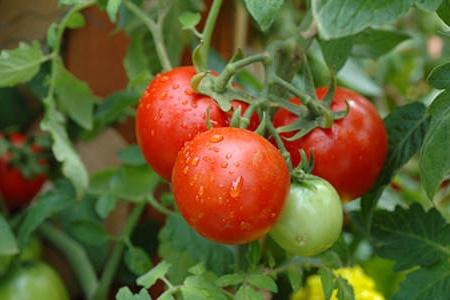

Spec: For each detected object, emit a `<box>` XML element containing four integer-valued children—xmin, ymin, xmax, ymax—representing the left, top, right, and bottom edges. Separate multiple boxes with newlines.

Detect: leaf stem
<box><xmin>266</xmin><ymin>118</ymin><xmax>293</xmax><ymax>171</ymax></box>
<box><xmin>123</xmin><ymin>0</ymin><xmax>172</xmax><ymax>71</ymax></box>
<box><xmin>147</xmin><ymin>194</ymin><xmax>175</xmax><ymax>216</ymax></box>
<box><xmin>39</xmin><ymin>222</ymin><xmax>98</xmax><ymax>299</ymax></box>
<box><xmin>92</xmin><ymin>202</ymin><xmax>146</xmax><ymax>300</ymax></box>
<box><xmin>199</xmin><ymin>0</ymin><xmax>223</xmax><ymax>69</ymax></box>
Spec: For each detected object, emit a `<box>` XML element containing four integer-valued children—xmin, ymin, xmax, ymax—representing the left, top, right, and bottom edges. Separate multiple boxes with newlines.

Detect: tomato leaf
<box><xmin>41</xmin><ymin>99</ymin><xmax>89</xmax><ymax>195</ymax></box>
<box><xmin>179</xmin><ymin>11</ymin><xmax>201</xmax><ymax>30</ymax></box>
<box><xmin>235</xmin><ymin>285</ymin><xmax>264</xmax><ymax>300</ymax></box>
<box><xmin>116</xmin><ymin>287</ymin><xmax>151</xmax><ymax>300</ymax></box>
<box><xmin>312</xmin><ymin>0</ymin><xmax>429</xmax><ymax>39</ymax></box>
<box><xmin>70</xmin><ymin>220</ymin><xmax>109</xmax><ymax>246</ymax></box>
<box><xmin>107</xmin><ymin>0</ymin><xmax>122</xmax><ymax>22</ymax></box>
<box><xmin>420</xmin><ymin>91</ymin><xmax>450</xmax><ymax>199</ymax></box>
<box><xmin>392</xmin><ymin>261</ymin><xmax>450</xmax><ymax>300</ymax></box>
<box><xmin>181</xmin><ymin>275</ymin><xmax>228</xmax><ymax>300</ymax></box>
<box><xmin>124</xmin><ymin>31</ymin><xmax>152</xmax><ymax>93</ymax></box>
<box><xmin>287</xmin><ymin>265</ymin><xmax>303</xmax><ymax>292</ymax></box>
<box><xmin>244</xmin><ymin>0</ymin><xmax>285</xmax><ymax>32</ymax></box>
<box><xmin>158</xmin><ymin>214</ymin><xmax>234</xmax><ymax>283</ymax></box>
<box><xmin>361</xmin><ymin>102</ymin><xmax>430</xmax><ymax>229</ymax></box>
<box><xmin>437</xmin><ymin>0</ymin><xmax>450</xmax><ymax>26</ymax></box>
<box><xmin>247</xmin><ymin>274</ymin><xmax>278</xmax><ymax>293</ymax></box>
<box><xmin>319</xmin><ymin>36</ymin><xmax>354</xmax><ymax>71</ymax></box>
<box><xmin>117</xmin><ymin>145</ymin><xmax>147</xmax><ymax>166</ymax></box>
<box><xmin>54</xmin><ymin>63</ymin><xmax>98</xmax><ymax>130</ymax></box>
<box><xmin>66</xmin><ymin>11</ymin><xmax>86</xmax><ymax>29</ymax></box>
<box><xmin>428</xmin><ymin>63</ymin><xmax>450</xmax><ymax>90</ymax></box>
<box><xmin>371</xmin><ymin>204</ymin><xmax>450</xmax><ymax>271</ymax></box>
<box><xmin>335</xmin><ymin>276</ymin><xmax>355</xmax><ymax>300</ymax></box>
<box><xmin>125</xmin><ymin>247</ymin><xmax>153</xmax><ymax>276</ymax></box>
<box><xmin>137</xmin><ymin>261</ymin><xmax>171</xmax><ymax>289</ymax></box>
<box><xmin>18</xmin><ymin>180</ymin><xmax>75</xmax><ymax>246</ymax></box>
<box><xmin>215</xmin><ymin>273</ymin><xmax>246</xmax><ymax>287</ymax></box>
<box><xmin>319</xmin><ymin>267</ymin><xmax>335</xmax><ymax>300</ymax></box>
<box><xmin>95</xmin><ymin>194</ymin><xmax>117</xmax><ymax>219</ymax></box>
<box><xmin>0</xmin><ymin>215</ymin><xmax>18</xmax><ymax>256</ymax></box>
<box><xmin>352</xmin><ymin>29</ymin><xmax>410</xmax><ymax>59</ymax></box>
<box><xmin>0</xmin><ymin>41</ymin><xmax>46</xmax><ymax>87</ymax></box>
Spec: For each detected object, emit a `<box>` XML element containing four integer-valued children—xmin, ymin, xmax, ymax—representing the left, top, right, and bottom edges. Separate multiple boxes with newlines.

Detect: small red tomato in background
<box><xmin>0</xmin><ymin>133</ymin><xmax>47</xmax><ymax>211</ymax></box>
<box><xmin>136</xmin><ymin>66</ymin><xmax>229</xmax><ymax>180</ymax></box>
<box><xmin>172</xmin><ymin>127</ymin><xmax>290</xmax><ymax>244</ymax></box>
<box><xmin>272</xmin><ymin>87</ymin><xmax>387</xmax><ymax>201</ymax></box>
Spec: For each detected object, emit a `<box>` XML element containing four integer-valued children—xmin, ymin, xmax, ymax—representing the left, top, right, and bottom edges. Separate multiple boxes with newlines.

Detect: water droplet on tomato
<box><xmin>220</xmin><ymin>162</ymin><xmax>228</xmax><ymax>168</ymax></box>
<box><xmin>229</xmin><ymin>176</ymin><xmax>243</xmax><ymax>198</ymax></box>
<box><xmin>183</xmin><ymin>166</ymin><xmax>189</xmax><ymax>174</ymax></box>
<box><xmin>150</xmin><ymin>129</ymin><xmax>155</xmax><ymax>136</ymax></box>
<box><xmin>191</xmin><ymin>102</ymin><xmax>198</xmax><ymax>108</ymax></box>
<box><xmin>271</xmin><ymin>212</ymin><xmax>276</xmax><ymax>219</ymax></box>
<box><xmin>185</xmin><ymin>89</ymin><xmax>193</xmax><ymax>95</ymax></box>
<box><xmin>181</xmin><ymin>99</ymin><xmax>188</xmax><ymax>105</ymax></box>
<box><xmin>209</xmin><ymin>134</ymin><xmax>223</xmax><ymax>143</ymax></box>
<box><xmin>161</xmin><ymin>75</ymin><xmax>169</xmax><ymax>82</ymax></box>
<box><xmin>161</xmin><ymin>92</ymin><xmax>168</xmax><ymax>99</ymax></box>
<box><xmin>172</xmin><ymin>83</ymin><xmax>179</xmax><ymax>89</ymax></box>
<box><xmin>198</xmin><ymin>186</ymin><xmax>204</xmax><ymax>196</ymax></box>
<box><xmin>191</xmin><ymin>157</ymin><xmax>199</xmax><ymax>166</ymax></box>
<box><xmin>234</xmin><ymin>162</ymin><xmax>240</xmax><ymax>167</ymax></box>
<box><xmin>145</xmin><ymin>104</ymin><xmax>151</xmax><ymax>109</ymax></box>
<box><xmin>225</xmin><ymin>153</ymin><xmax>232</xmax><ymax>159</ymax></box>
<box><xmin>240</xmin><ymin>221</ymin><xmax>250</xmax><ymax>231</ymax></box>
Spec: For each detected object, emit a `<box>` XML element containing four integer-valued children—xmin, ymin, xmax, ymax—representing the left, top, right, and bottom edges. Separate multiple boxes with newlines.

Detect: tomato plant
<box><xmin>270</xmin><ymin>176</ymin><xmax>343</xmax><ymax>256</ymax></box>
<box><xmin>273</xmin><ymin>87</ymin><xmax>388</xmax><ymax>201</ymax></box>
<box><xmin>172</xmin><ymin>127</ymin><xmax>290</xmax><ymax>244</ymax></box>
<box><xmin>1</xmin><ymin>0</ymin><xmax>450</xmax><ymax>300</ymax></box>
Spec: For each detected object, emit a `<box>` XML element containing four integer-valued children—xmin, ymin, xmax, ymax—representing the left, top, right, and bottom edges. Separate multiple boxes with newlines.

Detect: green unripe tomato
<box><xmin>269</xmin><ymin>176</ymin><xmax>343</xmax><ymax>256</ymax></box>
<box><xmin>0</xmin><ymin>262</ymin><xmax>69</xmax><ymax>300</ymax></box>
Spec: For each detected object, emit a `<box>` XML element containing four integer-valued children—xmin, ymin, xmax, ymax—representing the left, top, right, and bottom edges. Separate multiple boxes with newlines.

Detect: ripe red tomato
<box><xmin>272</xmin><ymin>87</ymin><xmax>387</xmax><ymax>201</ymax></box>
<box><xmin>172</xmin><ymin>127</ymin><xmax>290</xmax><ymax>244</ymax></box>
<box><xmin>0</xmin><ymin>133</ymin><xmax>47</xmax><ymax>211</ymax></box>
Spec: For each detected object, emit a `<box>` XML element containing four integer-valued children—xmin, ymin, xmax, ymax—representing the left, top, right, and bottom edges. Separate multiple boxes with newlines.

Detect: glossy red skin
<box><xmin>172</xmin><ymin>127</ymin><xmax>290</xmax><ymax>244</ymax></box>
<box><xmin>0</xmin><ymin>133</ymin><xmax>47</xmax><ymax>211</ymax></box>
<box><xmin>272</xmin><ymin>87</ymin><xmax>387</xmax><ymax>201</ymax></box>
<box><xmin>136</xmin><ymin>66</ymin><xmax>229</xmax><ymax>180</ymax></box>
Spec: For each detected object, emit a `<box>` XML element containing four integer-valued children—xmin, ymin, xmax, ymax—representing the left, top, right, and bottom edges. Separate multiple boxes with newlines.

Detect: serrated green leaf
<box><xmin>18</xmin><ymin>180</ymin><xmax>75</xmax><ymax>246</ymax></box>
<box><xmin>118</xmin><ymin>145</ymin><xmax>146</xmax><ymax>166</ymax></box>
<box><xmin>124</xmin><ymin>31</ymin><xmax>152</xmax><ymax>92</ymax></box>
<box><xmin>0</xmin><ymin>215</ymin><xmax>18</xmax><ymax>256</ymax></box>
<box><xmin>0</xmin><ymin>41</ymin><xmax>46</xmax><ymax>87</ymax></box>
<box><xmin>287</xmin><ymin>265</ymin><xmax>303</xmax><ymax>292</ymax></box>
<box><xmin>352</xmin><ymin>29</ymin><xmax>410</xmax><ymax>59</ymax></box>
<box><xmin>158</xmin><ymin>290</ymin><xmax>175</xmax><ymax>300</ymax></box>
<box><xmin>247</xmin><ymin>274</ymin><xmax>278</xmax><ymax>293</ymax></box>
<box><xmin>179</xmin><ymin>11</ymin><xmax>201</xmax><ymax>30</ymax></box>
<box><xmin>188</xmin><ymin>262</ymin><xmax>206</xmax><ymax>275</ymax></box>
<box><xmin>437</xmin><ymin>0</ymin><xmax>450</xmax><ymax>26</ymax></box>
<box><xmin>235</xmin><ymin>285</ymin><xmax>264</xmax><ymax>300</ymax></box>
<box><xmin>125</xmin><ymin>247</ymin><xmax>153</xmax><ymax>276</ymax></box>
<box><xmin>47</xmin><ymin>23</ymin><xmax>58</xmax><ymax>48</ymax></box>
<box><xmin>54</xmin><ymin>64</ymin><xmax>98</xmax><ymax>130</ymax></box>
<box><xmin>137</xmin><ymin>261</ymin><xmax>171</xmax><ymax>289</ymax></box>
<box><xmin>181</xmin><ymin>275</ymin><xmax>227</xmax><ymax>300</ymax></box>
<box><xmin>393</xmin><ymin>262</ymin><xmax>450</xmax><ymax>300</ymax></box>
<box><xmin>420</xmin><ymin>92</ymin><xmax>450</xmax><ymax>198</ymax></box>
<box><xmin>215</xmin><ymin>273</ymin><xmax>245</xmax><ymax>287</ymax></box>
<box><xmin>319</xmin><ymin>267</ymin><xmax>335</xmax><ymax>300</ymax></box>
<box><xmin>361</xmin><ymin>102</ymin><xmax>430</xmax><ymax>228</ymax></box>
<box><xmin>371</xmin><ymin>204</ymin><xmax>450</xmax><ymax>271</ymax></box>
<box><xmin>319</xmin><ymin>36</ymin><xmax>353</xmax><ymax>71</ymax></box>
<box><xmin>41</xmin><ymin>103</ymin><xmax>89</xmax><ymax>194</ymax></box>
<box><xmin>94</xmin><ymin>90</ymin><xmax>140</xmax><ymax>129</ymax></box>
<box><xmin>244</xmin><ymin>0</ymin><xmax>284</xmax><ymax>31</ymax></box>
<box><xmin>245</xmin><ymin>241</ymin><xmax>261</xmax><ymax>266</ymax></box>
<box><xmin>71</xmin><ymin>220</ymin><xmax>109</xmax><ymax>246</ymax></box>
<box><xmin>66</xmin><ymin>11</ymin><xmax>86</xmax><ymax>28</ymax></box>
<box><xmin>428</xmin><ymin>63</ymin><xmax>450</xmax><ymax>90</ymax></box>
<box><xmin>312</xmin><ymin>0</ymin><xmax>413</xmax><ymax>39</ymax></box>
<box><xmin>95</xmin><ymin>194</ymin><xmax>117</xmax><ymax>219</ymax></box>
<box><xmin>116</xmin><ymin>287</ymin><xmax>151</xmax><ymax>300</ymax></box>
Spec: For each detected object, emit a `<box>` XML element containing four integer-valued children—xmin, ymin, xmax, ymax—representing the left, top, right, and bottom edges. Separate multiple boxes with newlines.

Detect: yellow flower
<box><xmin>291</xmin><ymin>266</ymin><xmax>385</xmax><ymax>300</ymax></box>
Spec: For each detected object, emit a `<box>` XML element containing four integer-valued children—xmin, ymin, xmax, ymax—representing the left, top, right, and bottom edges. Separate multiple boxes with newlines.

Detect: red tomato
<box><xmin>272</xmin><ymin>87</ymin><xmax>387</xmax><ymax>201</ymax></box>
<box><xmin>172</xmin><ymin>127</ymin><xmax>290</xmax><ymax>244</ymax></box>
<box><xmin>136</xmin><ymin>66</ymin><xmax>229</xmax><ymax>180</ymax></box>
<box><xmin>0</xmin><ymin>133</ymin><xmax>47</xmax><ymax>211</ymax></box>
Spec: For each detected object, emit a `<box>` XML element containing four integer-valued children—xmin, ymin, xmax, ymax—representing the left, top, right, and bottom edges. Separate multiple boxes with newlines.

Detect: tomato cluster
<box><xmin>136</xmin><ymin>66</ymin><xmax>386</xmax><ymax>254</ymax></box>
<box><xmin>0</xmin><ymin>133</ymin><xmax>47</xmax><ymax>211</ymax></box>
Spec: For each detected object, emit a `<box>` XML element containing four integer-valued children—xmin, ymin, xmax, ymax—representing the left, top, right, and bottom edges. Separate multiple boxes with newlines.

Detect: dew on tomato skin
<box><xmin>161</xmin><ymin>75</ymin><xmax>169</xmax><ymax>82</ymax></box>
<box><xmin>225</xmin><ymin>153</ymin><xmax>232</xmax><ymax>159</ymax></box>
<box><xmin>228</xmin><ymin>171</ymin><xmax>234</xmax><ymax>175</ymax></box>
<box><xmin>181</xmin><ymin>99</ymin><xmax>188</xmax><ymax>105</ymax></box>
<box><xmin>270</xmin><ymin>212</ymin><xmax>276</xmax><ymax>219</ymax></box>
<box><xmin>218</xmin><ymin>183</ymin><xmax>225</xmax><ymax>188</ymax></box>
<box><xmin>209</xmin><ymin>134</ymin><xmax>224</xmax><ymax>143</ymax></box>
<box><xmin>220</xmin><ymin>162</ymin><xmax>228</xmax><ymax>168</ymax></box>
<box><xmin>191</xmin><ymin>102</ymin><xmax>198</xmax><ymax>108</ymax></box>
<box><xmin>229</xmin><ymin>176</ymin><xmax>243</xmax><ymax>198</ymax></box>
<box><xmin>183</xmin><ymin>166</ymin><xmax>189</xmax><ymax>174</ymax></box>
<box><xmin>172</xmin><ymin>83</ymin><xmax>180</xmax><ymax>90</ymax></box>
<box><xmin>234</xmin><ymin>162</ymin><xmax>240</xmax><ymax>167</ymax></box>
<box><xmin>191</xmin><ymin>157</ymin><xmax>200</xmax><ymax>166</ymax></box>
<box><xmin>161</xmin><ymin>92</ymin><xmax>168</xmax><ymax>99</ymax></box>
<box><xmin>198</xmin><ymin>186</ymin><xmax>204</xmax><ymax>196</ymax></box>
<box><xmin>145</xmin><ymin>104</ymin><xmax>151</xmax><ymax>109</ymax></box>
<box><xmin>239</xmin><ymin>221</ymin><xmax>250</xmax><ymax>231</ymax></box>
<box><xmin>150</xmin><ymin>129</ymin><xmax>155</xmax><ymax>136</ymax></box>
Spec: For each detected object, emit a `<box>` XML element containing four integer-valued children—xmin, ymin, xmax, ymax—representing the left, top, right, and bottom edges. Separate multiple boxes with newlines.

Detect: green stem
<box><xmin>123</xmin><ymin>0</ymin><xmax>172</xmax><ymax>71</ymax></box>
<box><xmin>215</xmin><ymin>53</ymin><xmax>270</xmax><ymax>92</ymax></box>
<box><xmin>147</xmin><ymin>194</ymin><xmax>175</xmax><ymax>216</ymax></box>
<box><xmin>39</xmin><ymin>222</ymin><xmax>98</xmax><ymax>299</ymax></box>
<box><xmin>266</xmin><ymin>118</ymin><xmax>293</xmax><ymax>171</ymax></box>
<box><xmin>92</xmin><ymin>202</ymin><xmax>146</xmax><ymax>300</ymax></box>
<box><xmin>199</xmin><ymin>0</ymin><xmax>223</xmax><ymax>69</ymax></box>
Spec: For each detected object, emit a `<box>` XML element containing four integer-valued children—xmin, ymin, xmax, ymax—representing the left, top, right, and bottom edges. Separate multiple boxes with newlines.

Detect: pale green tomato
<box><xmin>269</xmin><ymin>176</ymin><xmax>343</xmax><ymax>256</ymax></box>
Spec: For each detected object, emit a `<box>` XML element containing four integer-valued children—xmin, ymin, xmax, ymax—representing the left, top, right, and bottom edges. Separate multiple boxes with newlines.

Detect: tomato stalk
<box><xmin>39</xmin><ymin>222</ymin><xmax>98</xmax><ymax>299</ymax></box>
<box><xmin>92</xmin><ymin>202</ymin><xmax>146</xmax><ymax>300</ymax></box>
<box><xmin>266</xmin><ymin>118</ymin><xmax>293</xmax><ymax>171</ymax></box>
<box><xmin>123</xmin><ymin>0</ymin><xmax>172</xmax><ymax>71</ymax></box>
